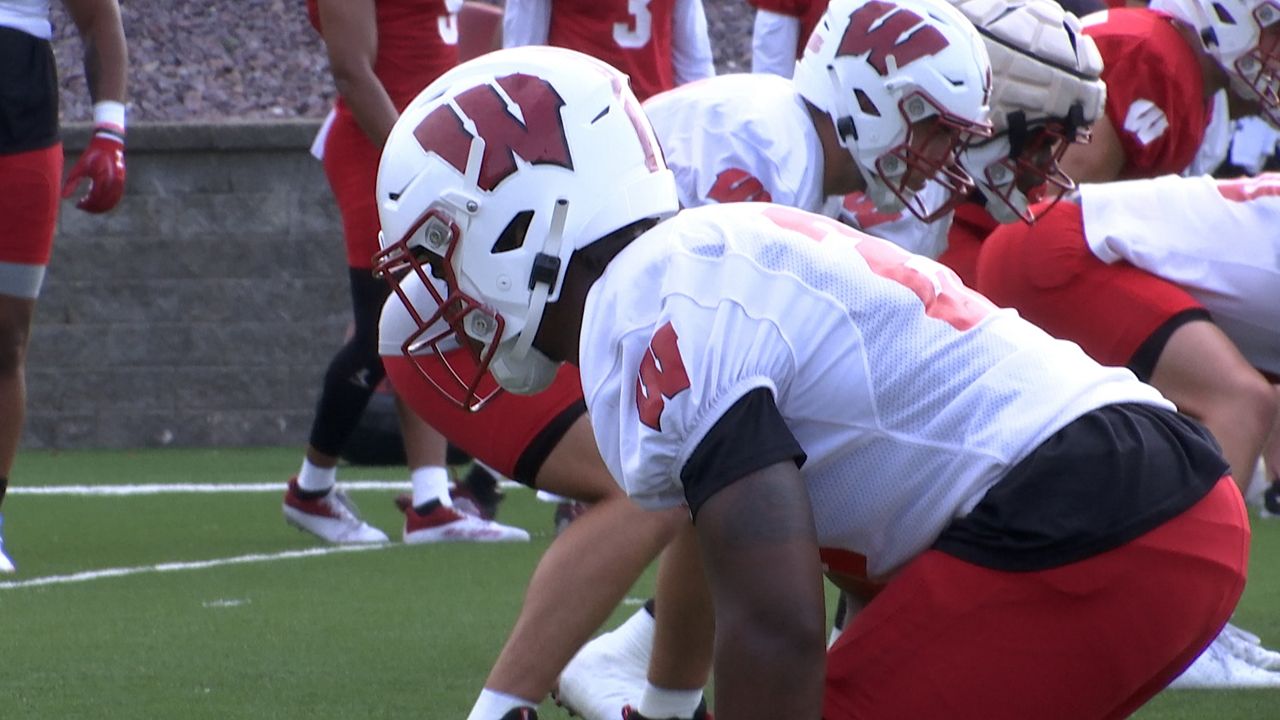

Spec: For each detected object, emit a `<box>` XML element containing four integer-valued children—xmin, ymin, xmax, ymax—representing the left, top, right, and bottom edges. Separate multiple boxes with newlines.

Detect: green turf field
<box><xmin>1</xmin><ymin>447</ymin><xmax>1277</xmax><ymax>718</ymax></box>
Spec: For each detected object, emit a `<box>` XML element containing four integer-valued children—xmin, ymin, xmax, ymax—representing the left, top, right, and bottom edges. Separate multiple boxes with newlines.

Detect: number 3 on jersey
<box><xmin>636</xmin><ymin>321</ymin><xmax>691</xmax><ymax>431</ymax></box>
<box><xmin>614</xmin><ymin>0</ymin><xmax>653</xmax><ymax>48</ymax></box>
<box><xmin>762</xmin><ymin>205</ymin><xmax>996</xmax><ymax>331</ymax></box>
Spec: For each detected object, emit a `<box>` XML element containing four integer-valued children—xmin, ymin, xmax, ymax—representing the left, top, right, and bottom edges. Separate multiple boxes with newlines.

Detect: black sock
<box><xmin>292</xmin><ymin>485</ymin><xmax>331</xmax><ymax>501</ymax></box>
<box><xmin>0</xmin><ymin>475</ymin><xmax>8</xmax><ymax>509</ymax></box>
<box><xmin>414</xmin><ymin>498</ymin><xmax>443</xmax><ymax>515</ymax></box>
<box><xmin>643</xmin><ymin>597</ymin><xmax>656</xmax><ymax>618</ymax></box>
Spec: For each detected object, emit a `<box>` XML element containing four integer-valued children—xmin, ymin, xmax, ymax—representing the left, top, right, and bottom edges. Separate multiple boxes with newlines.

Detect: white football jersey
<box><xmin>837</xmin><ymin>182</ymin><xmax>953</xmax><ymax>259</ymax></box>
<box><xmin>579</xmin><ymin>203</ymin><xmax>1169</xmax><ymax>579</ymax></box>
<box><xmin>643</xmin><ymin>73</ymin><xmax>842</xmax><ymax>216</ymax></box>
<box><xmin>1080</xmin><ymin>174</ymin><xmax>1280</xmax><ymax>376</ymax></box>
<box><xmin>0</xmin><ymin>0</ymin><xmax>51</xmax><ymax>38</ymax></box>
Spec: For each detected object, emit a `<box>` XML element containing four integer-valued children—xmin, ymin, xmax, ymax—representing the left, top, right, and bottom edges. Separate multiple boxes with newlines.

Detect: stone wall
<box><xmin>24</xmin><ymin>121</ymin><xmax>350</xmax><ymax>450</ymax></box>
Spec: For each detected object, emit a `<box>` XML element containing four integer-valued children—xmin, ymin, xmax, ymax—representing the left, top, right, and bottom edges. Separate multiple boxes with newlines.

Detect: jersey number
<box><xmin>636</xmin><ymin>322</ymin><xmax>691</xmax><ymax>431</ymax></box>
<box><xmin>614</xmin><ymin>0</ymin><xmax>653</xmax><ymax>48</ymax></box>
<box><xmin>761</xmin><ymin>206</ymin><xmax>996</xmax><ymax>331</ymax></box>
<box><xmin>707</xmin><ymin>168</ymin><xmax>774</xmax><ymax>203</ymax></box>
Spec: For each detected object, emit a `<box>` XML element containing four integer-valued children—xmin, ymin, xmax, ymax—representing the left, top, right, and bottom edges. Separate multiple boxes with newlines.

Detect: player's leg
<box><xmin>824</xmin><ymin>478</ymin><xmax>1249</xmax><ymax>719</ymax></box>
<box><xmin>1148</xmin><ymin>321</ymin><xmax>1277</xmax><ymax>491</ymax></box>
<box><xmin>0</xmin><ymin>141</ymin><xmax>64</xmax><ymax>574</ymax></box>
<box><xmin>381</xmin><ymin>353</ymin><xmax>688</xmax><ymax>718</ymax></box>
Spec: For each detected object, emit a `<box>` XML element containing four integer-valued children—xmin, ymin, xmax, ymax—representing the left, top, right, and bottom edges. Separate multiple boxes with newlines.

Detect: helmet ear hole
<box><xmin>492</xmin><ymin>210</ymin><xmax>536</xmax><ymax>254</ymax></box>
<box><xmin>856</xmin><ymin>89</ymin><xmax>882</xmax><ymax>117</ymax></box>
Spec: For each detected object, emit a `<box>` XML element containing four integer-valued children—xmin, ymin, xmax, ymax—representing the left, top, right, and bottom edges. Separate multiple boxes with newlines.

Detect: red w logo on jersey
<box><xmin>636</xmin><ymin>322</ymin><xmax>691</xmax><ymax>431</ymax></box>
<box><xmin>707</xmin><ymin>168</ymin><xmax>774</xmax><ymax>203</ymax></box>
<box><xmin>413</xmin><ymin>73</ymin><xmax>573</xmax><ymax>191</ymax></box>
<box><xmin>837</xmin><ymin>0</ymin><xmax>949</xmax><ymax>76</ymax></box>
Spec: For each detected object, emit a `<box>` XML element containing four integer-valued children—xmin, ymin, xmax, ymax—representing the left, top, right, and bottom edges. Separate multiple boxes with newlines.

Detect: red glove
<box><xmin>62</xmin><ymin>125</ymin><xmax>126</xmax><ymax>214</ymax></box>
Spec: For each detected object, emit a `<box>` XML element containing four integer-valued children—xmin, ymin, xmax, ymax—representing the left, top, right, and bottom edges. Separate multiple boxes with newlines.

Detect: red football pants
<box><xmin>825</xmin><ymin>477</ymin><xmax>1249</xmax><ymax>720</ymax></box>
<box><xmin>382</xmin><ymin>347</ymin><xmax>585</xmax><ymax>483</ymax></box>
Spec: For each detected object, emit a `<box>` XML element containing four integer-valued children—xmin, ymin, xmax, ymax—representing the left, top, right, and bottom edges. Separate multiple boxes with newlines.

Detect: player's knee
<box><xmin>322</xmin><ymin>337</ymin><xmax>386</xmax><ymax>391</ymax></box>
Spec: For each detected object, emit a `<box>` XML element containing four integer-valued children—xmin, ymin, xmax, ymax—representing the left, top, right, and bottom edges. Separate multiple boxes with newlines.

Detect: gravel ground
<box><xmin>51</xmin><ymin>0</ymin><xmax>754</xmax><ymax>123</ymax></box>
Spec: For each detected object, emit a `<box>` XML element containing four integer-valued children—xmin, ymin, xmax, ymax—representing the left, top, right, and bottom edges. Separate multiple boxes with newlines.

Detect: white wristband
<box><xmin>92</xmin><ymin>101</ymin><xmax>127</xmax><ymax>132</ymax></box>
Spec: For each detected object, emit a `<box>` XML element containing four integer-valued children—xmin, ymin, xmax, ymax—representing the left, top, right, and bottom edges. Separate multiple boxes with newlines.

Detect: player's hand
<box><xmin>61</xmin><ymin>126</ymin><xmax>126</xmax><ymax>214</ymax></box>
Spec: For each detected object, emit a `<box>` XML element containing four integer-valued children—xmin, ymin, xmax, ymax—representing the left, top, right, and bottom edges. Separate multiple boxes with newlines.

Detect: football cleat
<box><xmin>1219</xmin><ymin>622</ymin><xmax>1280</xmax><ymax>671</ymax></box>
<box><xmin>395</xmin><ymin>494</ymin><xmax>530</xmax><ymax>543</ymax></box>
<box><xmin>283</xmin><ymin>478</ymin><xmax>389</xmax><ymax>544</ymax></box>
<box><xmin>622</xmin><ymin>698</ymin><xmax>712</xmax><ymax>720</ymax></box>
<box><xmin>1261</xmin><ymin>479</ymin><xmax>1280</xmax><ymax>518</ymax></box>
<box><xmin>554</xmin><ymin>608</ymin><xmax>654</xmax><ymax>720</ymax></box>
<box><xmin>1170</xmin><ymin>627</ymin><xmax>1280</xmax><ymax>688</ymax></box>
<box><xmin>0</xmin><ymin>512</ymin><xmax>15</xmax><ymax>574</ymax></box>
<box><xmin>498</xmin><ymin>709</ymin><xmax>538</xmax><ymax>720</ymax></box>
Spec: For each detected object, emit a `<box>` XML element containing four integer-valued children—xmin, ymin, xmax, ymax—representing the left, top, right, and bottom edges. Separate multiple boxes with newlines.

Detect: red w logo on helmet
<box><xmin>413</xmin><ymin>73</ymin><xmax>574</xmax><ymax>191</ymax></box>
<box><xmin>837</xmin><ymin>0</ymin><xmax>949</xmax><ymax>77</ymax></box>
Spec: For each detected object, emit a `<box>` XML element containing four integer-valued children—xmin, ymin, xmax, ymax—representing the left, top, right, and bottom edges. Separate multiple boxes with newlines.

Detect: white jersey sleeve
<box><xmin>501</xmin><ymin>0</ymin><xmax>551</xmax><ymax>47</ymax></box>
<box><xmin>671</xmin><ymin>0</ymin><xmax>716</xmax><ymax>86</ymax></box>
<box><xmin>643</xmin><ymin>74</ymin><xmax>836</xmax><ymax>214</ymax></box>
<box><xmin>1080</xmin><ymin>174</ymin><xmax>1280</xmax><ymax>375</ymax></box>
<box><xmin>751</xmin><ymin>9</ymin><xmax>801</xmax><ymax>77</ymax></box>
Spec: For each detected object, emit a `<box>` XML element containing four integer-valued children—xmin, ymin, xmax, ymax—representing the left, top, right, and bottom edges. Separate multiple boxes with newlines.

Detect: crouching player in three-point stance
<box><xmin>374</xmin><ymin>47</ymin><xmax>1250</xmax><ymax>719</ymax></box>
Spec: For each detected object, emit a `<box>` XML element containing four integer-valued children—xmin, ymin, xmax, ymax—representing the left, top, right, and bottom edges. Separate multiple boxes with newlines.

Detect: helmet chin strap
<box><xmin>508</xmin><ymin>197</ymin><xmax>570</xmax><ymax>364</ymax></box>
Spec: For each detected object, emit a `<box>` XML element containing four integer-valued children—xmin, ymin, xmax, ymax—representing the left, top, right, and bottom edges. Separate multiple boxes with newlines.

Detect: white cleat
<box><xmin>555</xmin><ymin>607</ymin><xmax>654</xmax><ymax>720</ymax></box>
<box><xmin>398</xmin><ymin>496</ymin><xmax>530</xmax><ymax>544</ymax></box>
<box><xmin>1170</xmin><ymin>628</ymin><xmax>1280</xmax><ymax>688</ymax></box>
<box><xmin>282</xmin><ymin>479</ymin><xmax>389</xmax><ymax>544</ymax></box>
<box><xmin>0</xmin><ymin>512</ymin><xmax>14</xmax><ymax>574</ymax></box>
<box><xmin>1219</xmin><ymin>622</ymin><xmax>1280</xmax><ymax>671</ymax></box>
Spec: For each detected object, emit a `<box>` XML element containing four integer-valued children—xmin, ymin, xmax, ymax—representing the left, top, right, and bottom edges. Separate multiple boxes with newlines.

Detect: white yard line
<box><xmin>0</xmin><ymin>544</ymin><xmax>384</xmax><ymax>590</ymax></box>
<box><xmin>9</xmin><ymin>480</ymin><xmax>524</xmax><ymax>496</ymax></box>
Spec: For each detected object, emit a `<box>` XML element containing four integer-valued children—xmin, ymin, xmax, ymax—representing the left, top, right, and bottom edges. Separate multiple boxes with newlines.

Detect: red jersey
<box><xmin>307</xmin><ymin>0</ymin><xmax>460</xmax><ymax>111</ymax></box>
<box><xmin>547</xmin><ymin>0</ymin><xmax>679</xmax><ymax>100</ymax></box>
<box><xmin>1082</xmin><ymin>8</ymin><xmax>1210</xmax><ymax>178</ymax></box>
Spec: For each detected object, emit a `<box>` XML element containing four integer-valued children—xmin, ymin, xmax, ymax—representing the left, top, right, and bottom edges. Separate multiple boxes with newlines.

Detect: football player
<box><xmin>0</xmin><ymin>0</ymin><xmax>129</xmax><ymax>574</ymax></box>
<box><xmin>375</xmin><ymin>44</ymin><xmax>1249</xmax><ymax>719</ymax></box>
<box><xmin>501</xmin><ymin>0</ymin><xmax>715</xmax><ymax>101</ymax></box>
<box><xmin>379</xmin><ymin>1</ymin><xmax>997</xmax><ymax>716</ymax></box>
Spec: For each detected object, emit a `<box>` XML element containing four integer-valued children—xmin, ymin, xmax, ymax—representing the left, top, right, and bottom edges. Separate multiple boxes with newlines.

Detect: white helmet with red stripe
<box><xmin>1150</xmin><ymin>0</ymin><xmax>1280</xmax><ymax>125</ymax></box>
<box><xmin>374</xmin><ymin>46</ymin><xmax>677</xmax><ymax>409</ymax></box>
<box><xmin>792</xmin><ymin>0</ymin><xmax>994</xmax><ymax>221</ymax></box>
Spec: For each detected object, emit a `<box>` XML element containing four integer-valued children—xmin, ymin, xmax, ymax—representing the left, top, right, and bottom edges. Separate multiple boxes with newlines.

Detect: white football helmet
<box><xmin>792</xmin><ymin>0</ymin><xmax>994</xmax><ymax>222</ymax></box>
<box><xmin>1150</xmin><ymin>0</ymin><xmax>1280</xmax><ymax>126</ymax></box>
<box><xmin>373</xmin><ymin>46</ymin><xmax>678</xmax><ymax>410</ymax></box>
<box><xmin>953</xmin><ymin>0</ymin><xmax>1107</xmax><ymax>223</ymax></box>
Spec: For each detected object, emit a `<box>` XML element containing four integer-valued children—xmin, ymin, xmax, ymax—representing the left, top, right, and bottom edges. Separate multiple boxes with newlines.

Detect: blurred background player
<box><xmin>0</xmin><ymin>0</ymin><xmax>128</xmax><ymax>573</ymax></box>
<box><xmin>377</xmin><ymin>44</ymin><xmax>1250</xmax><ymax>719</ymax></box>
<box><xmin>282</xmin><ymin>0</ymin><xmax>528</xmax><ymax>545</ymax></box>
<box><xmin>501</xmin><ymin>0</ymin><xmax>715</xmax><ymax>101</ymax></box>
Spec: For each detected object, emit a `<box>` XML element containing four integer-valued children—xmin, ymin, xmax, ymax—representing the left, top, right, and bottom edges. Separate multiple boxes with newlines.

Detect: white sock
<box><xmin>411</xmin><ymin>465</ymin><xmax>452</xmax><ymax>508</ymax></box>
<box><xmin>296</xmin><ymin>459</ymin><xmax>336</xmax><ymax>493</ymax></box>
<box><xmin>638</xmin><ymin>685</ymin><xmax>703</xmax><ymax>719</ymax></box>
<box><xmin>465</xmin><ymin>688</ymin><xmax>538</xmax><ymax>720</ymax></box>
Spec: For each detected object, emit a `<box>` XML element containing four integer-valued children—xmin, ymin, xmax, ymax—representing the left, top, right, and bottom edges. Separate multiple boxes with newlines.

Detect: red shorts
<box><xmin>322</xmin><ymin>109</ymin><xmax>381</xmax><ymax>269</ymax></box>
<box><xmin>383</xmin><ymin>347</ymin><xmax>586</xmax><ymax>483</ymax></box>
<box><xmin>976</xmin><ymin>201</ymin><xmax>1204</xmax><ymax>368</ymax></box>
<box><xmin>0</xmin><ymin>143</ymin><xmax>62</xmax><ymax>267</ymax></box>
<box><xmin>825</xmin><ymin>476</ymin><xmax>1249</xmax><ymax>720</ymax></box>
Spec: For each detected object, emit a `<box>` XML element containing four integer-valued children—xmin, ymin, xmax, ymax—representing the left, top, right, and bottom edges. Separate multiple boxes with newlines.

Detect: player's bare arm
<box><xmin>693</xmin><ymin>459</ymin><xmax>827</xmax><ymax>720</ymax></box>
